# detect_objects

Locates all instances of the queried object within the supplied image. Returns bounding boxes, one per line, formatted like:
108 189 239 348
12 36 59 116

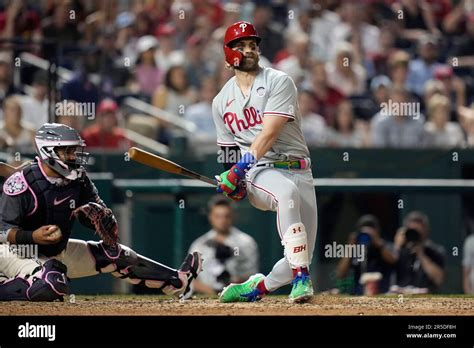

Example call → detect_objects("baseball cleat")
289 271 314 303
219 273 265 303
179 251 203 300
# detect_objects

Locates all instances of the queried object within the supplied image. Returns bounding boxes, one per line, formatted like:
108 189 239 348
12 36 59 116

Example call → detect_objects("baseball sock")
257 280 269 295
292 266 309 278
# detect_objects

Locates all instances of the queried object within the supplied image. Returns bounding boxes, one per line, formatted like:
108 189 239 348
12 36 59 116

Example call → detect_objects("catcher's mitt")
73 202 119 246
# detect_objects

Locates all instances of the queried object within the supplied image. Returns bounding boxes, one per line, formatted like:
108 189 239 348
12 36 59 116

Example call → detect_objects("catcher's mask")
35 123 89 180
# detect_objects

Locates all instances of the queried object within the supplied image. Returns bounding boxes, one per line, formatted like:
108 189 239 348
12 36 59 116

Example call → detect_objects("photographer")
336 215 397 295
188 196 259 295
394 211 445 292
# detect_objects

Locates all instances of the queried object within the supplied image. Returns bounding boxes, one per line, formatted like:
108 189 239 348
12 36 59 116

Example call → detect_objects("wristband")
235 152 257 172
15 229 35 244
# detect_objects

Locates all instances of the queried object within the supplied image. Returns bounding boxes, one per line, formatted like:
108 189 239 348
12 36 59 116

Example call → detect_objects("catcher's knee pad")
0 259 69 302
282 223 309 268
87 241 182 290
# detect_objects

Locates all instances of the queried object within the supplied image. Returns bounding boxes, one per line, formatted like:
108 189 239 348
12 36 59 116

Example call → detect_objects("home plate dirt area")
0 295 472 316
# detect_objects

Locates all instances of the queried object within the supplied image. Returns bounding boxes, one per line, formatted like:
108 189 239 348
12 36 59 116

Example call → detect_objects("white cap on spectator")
137 35 159 53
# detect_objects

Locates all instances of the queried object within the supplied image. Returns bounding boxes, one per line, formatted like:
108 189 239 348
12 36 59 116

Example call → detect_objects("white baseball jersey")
212 67 310 163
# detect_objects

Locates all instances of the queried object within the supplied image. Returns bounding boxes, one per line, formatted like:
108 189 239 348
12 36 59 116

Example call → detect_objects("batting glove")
227 182 247 201
216 152 256 195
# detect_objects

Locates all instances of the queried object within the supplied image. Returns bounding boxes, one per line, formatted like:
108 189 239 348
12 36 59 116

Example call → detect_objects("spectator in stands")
184 34 213 89
134 11 154 38
96 27 131 97
0 0 41 40
18 70 48 131
309 61 345 126
392 0 440 39
406 35 443 97
449 11 474 69
0 96 34 153
188 196 259 295
0 58 20 104
154 23 185 74
152 65 196 117
387 50 410 91
424 79 448 109
371 88 426 148
431 65 466 112
286 0 340 62
115 11 138 66
134 35 162 97
60 54 100 105
394 211 445 293
81 99 131 150
170 0 196 50
41 0 80 59
81 0 119 47
252 2 284 62
184 76 217 142
369 75 392 117
275 32 310 84
326 42 366 97
442 0 473 36
331 2 380 61
326 100 368 148
424 94 465 148
336 215 397 295
298 89 327 146
463 232 474 294
459 105 474 147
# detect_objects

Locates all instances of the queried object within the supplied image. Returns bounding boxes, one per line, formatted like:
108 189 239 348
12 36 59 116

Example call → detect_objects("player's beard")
236 53 259 72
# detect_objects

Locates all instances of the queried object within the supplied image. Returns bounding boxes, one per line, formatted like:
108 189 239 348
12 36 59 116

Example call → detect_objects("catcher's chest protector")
22 164 81 256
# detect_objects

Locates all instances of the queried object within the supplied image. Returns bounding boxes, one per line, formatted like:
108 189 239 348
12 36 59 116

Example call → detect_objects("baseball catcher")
0 123 202 301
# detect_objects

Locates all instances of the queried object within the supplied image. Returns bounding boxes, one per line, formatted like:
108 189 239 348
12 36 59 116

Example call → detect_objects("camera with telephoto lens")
356 231 371 245
405 228 421 244
214 242 234 263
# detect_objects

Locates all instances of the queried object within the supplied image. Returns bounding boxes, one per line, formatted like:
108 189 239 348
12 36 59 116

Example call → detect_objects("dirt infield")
0 295 472 316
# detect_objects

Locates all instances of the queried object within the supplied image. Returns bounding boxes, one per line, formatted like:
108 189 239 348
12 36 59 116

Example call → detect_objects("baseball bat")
128 147 217 186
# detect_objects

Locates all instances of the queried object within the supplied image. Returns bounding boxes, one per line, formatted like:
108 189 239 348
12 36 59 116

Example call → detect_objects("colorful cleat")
289 271 314 303
219 273 265 303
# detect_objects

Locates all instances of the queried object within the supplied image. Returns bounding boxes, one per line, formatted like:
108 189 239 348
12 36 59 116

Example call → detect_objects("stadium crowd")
0 0 473 154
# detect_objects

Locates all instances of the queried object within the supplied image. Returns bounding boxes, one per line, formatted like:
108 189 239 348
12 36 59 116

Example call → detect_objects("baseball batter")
214 21 317 303
0 123 202 301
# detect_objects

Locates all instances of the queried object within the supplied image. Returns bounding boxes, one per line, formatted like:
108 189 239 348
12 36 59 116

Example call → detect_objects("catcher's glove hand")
73 202 119 246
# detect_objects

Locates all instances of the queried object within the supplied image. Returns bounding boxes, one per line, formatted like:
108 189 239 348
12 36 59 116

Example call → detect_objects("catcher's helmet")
35 123 88 180
223 21 261 66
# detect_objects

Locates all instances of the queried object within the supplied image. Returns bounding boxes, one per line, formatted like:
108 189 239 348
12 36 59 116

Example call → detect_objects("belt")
255 158 311 170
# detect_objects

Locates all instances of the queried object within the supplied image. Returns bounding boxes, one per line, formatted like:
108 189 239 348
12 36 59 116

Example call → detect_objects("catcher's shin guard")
0 259 69 302
87 241 202 296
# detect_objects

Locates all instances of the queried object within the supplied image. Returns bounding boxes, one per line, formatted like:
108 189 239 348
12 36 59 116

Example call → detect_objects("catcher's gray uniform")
212 67 317 291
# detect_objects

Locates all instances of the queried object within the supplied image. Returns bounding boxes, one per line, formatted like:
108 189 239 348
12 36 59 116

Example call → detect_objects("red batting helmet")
223 21 261 66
